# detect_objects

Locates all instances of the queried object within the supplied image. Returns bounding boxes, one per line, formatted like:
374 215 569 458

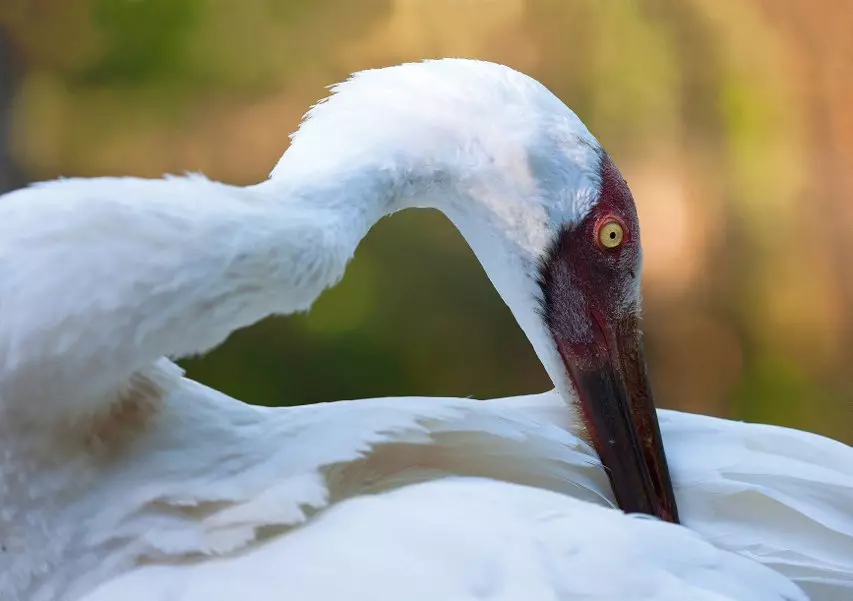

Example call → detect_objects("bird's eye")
598 220 624 249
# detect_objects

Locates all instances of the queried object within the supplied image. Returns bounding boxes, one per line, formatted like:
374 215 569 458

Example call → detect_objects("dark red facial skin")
539 152 680 524
540 155 642 351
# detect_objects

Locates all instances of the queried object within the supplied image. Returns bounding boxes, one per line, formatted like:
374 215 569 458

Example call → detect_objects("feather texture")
81 477 805 601
4 368 849 600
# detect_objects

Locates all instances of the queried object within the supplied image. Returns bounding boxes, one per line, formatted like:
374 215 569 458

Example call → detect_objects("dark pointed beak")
556 312 679 523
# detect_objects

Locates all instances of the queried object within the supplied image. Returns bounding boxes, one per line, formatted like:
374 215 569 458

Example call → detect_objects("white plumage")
83 476 806 601
0 59 849 601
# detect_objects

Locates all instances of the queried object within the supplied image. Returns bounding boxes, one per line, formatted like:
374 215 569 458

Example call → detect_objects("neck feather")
0 175 366 423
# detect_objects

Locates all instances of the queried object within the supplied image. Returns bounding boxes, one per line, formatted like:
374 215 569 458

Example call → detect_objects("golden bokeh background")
1 0 851 443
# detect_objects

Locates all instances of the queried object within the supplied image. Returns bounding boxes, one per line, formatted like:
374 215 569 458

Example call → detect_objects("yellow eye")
598 220 624 249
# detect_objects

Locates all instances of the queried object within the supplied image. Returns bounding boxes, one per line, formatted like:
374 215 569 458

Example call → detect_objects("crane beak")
556 312 680 523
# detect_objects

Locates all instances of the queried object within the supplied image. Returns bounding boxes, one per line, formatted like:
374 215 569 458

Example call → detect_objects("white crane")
0 59 849 601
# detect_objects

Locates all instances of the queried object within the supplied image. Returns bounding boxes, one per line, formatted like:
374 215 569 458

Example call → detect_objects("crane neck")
263 137 573 403
0 174 367 424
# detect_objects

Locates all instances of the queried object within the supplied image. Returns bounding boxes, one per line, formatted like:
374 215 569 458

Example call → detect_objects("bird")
0 58 849 600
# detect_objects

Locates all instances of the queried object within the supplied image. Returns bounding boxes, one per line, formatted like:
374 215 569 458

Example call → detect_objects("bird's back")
79 477 805 601
12 369 849 600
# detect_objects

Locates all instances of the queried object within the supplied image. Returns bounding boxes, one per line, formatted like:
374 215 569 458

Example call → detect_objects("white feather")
4 365 848 600
501 392 853 601
81 477 805 601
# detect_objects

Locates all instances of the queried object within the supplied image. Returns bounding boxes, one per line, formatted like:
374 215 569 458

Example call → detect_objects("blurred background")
0 0 850 443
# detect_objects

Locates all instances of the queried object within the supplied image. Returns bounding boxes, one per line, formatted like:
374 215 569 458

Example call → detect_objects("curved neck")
2 98 572 426
267 125 572 397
